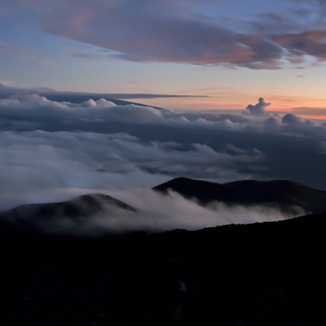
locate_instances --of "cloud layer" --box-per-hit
[1,89,326,230]
[3,0,326,69]
[33,189,291,235]
[0,92,325,138]
[0,129,263,210]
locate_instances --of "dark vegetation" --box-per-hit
[0,179,325,325]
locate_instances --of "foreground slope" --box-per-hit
[154,177,326,214]
[0,209,325,325]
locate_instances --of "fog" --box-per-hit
[101,188,299,230]
[19,189,297,236]
[0,86,325,235]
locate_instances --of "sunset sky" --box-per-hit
[3,0,326,208]
[1,0,326,116]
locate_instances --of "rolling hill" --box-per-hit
[0,193,137,235]
[154,177,326,214]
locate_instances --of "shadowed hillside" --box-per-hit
[0,193,137,235]
[0,208,325,325]
[154,177,326,214]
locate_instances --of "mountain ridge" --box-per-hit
[0,186,325,325]
[0,193,137,234]
[153,177,326,214]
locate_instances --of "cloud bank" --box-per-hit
[2,0,326,69]
[0,130,263,211]
[1,88,326,231]
[37,189,292,235]
[0,92,325,138]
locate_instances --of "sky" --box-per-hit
[2,0,326,226]
[1,0,326,114]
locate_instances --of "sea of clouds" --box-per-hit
[1,83,325,231]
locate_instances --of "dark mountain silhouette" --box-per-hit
[0,208,325,326]
[154,177,326,214]
[1,181,326,325]
[0,193,136,233]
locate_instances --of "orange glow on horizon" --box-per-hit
[125,93,326,119]
[299,115,326,120]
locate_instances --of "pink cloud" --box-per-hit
[0,0,284,69]
[3,0,326,68]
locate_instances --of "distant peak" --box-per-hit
[153,177,326,215]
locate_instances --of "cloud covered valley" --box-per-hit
[1,85,326,232]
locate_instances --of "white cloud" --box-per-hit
[1,91,326,211]
[1,93,325,138]
[84,188,292,234]
[244,97,271,117]
[5,188,293,235]
[0,130,263,210]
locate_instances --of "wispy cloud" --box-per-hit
[4,0,326,69]
[0,41,53,66]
